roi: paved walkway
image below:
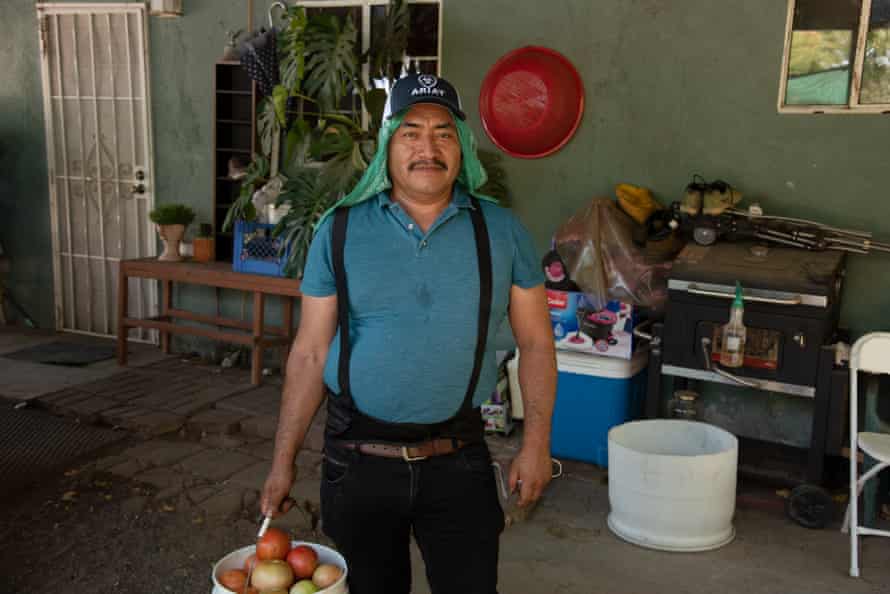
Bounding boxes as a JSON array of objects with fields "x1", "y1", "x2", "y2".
[
  {"x1": 3, "y1": 330, "x2": 889, "y2": 592},
  {"x1": 12, "y1": 339, "x2": 534, "y2": 535}
]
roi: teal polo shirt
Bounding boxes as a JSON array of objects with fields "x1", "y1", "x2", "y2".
[{"x1": 300, "y1": 186, "x2": 544, "y2": 423}]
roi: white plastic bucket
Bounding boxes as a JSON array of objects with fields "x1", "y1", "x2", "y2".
[
  {"x1": 211, "y1": 540, "x2": 348, "y2": 594},
  {"x1": 607, "y1": 420, "x2": 738, "y2": 552}
]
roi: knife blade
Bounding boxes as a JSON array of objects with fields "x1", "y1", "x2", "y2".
[{"x1": 243, "y1": 516, "x2": 271, "y2": 594}]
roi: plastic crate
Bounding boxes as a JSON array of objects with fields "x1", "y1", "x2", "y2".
[{"x1": 232, "y1": 220, "x2": 290, "y2": 277}]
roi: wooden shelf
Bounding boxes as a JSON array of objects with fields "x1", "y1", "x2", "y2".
[
  {"x1": 217, "y1": 147, "x2": 251, "y2": 154},
  {"x1": 217, "y1": 89, "x2": 251, "y2": 96},
  {"x1": 217, "y1": 118, "x2": 251, "y2": 125}
]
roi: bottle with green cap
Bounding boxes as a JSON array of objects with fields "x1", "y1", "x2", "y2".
[{"x1": 720, "y1": 282, "x2": 747, "y2": 368}]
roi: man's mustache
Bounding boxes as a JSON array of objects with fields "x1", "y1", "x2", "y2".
[{"x1": 409, "y1": 159, "x2": 447, "y2": 171}]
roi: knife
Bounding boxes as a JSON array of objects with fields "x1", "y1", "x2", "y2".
[
  {"x1": 243, "y1": 496, "x2": 296, "y2": 594},
  {"x1": 243, "y1": 516, "x2": 271, "y2": 594}
]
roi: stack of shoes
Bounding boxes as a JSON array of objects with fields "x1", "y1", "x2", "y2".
[
  {"x1": 702, "y1": 180, "x2": 742, "y2": 215},
  {"x1": 681, "y1": 175, "x2": 742, "y2": 216},
  {"x1": 681, "y1": 175, "x2": 707, "y2": 216}
]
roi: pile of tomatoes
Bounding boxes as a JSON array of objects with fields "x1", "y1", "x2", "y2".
[{"x1": 217, "y1": 528, "x2": 343, "y2": 594}]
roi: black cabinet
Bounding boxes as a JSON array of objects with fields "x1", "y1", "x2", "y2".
[{"x1": 213, "y1": 61, "x2": 255, "y2": 262}]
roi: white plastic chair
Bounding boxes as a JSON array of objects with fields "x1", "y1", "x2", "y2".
[{"x1": 845, "y1": 332, "x2": 890, "y2": 578}]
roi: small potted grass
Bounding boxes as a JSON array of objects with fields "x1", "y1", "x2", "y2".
[
  {"x1": 149, "y1": 203, "x2": 196, "y2": 262},
  {"x1": 193, "y1": 223, "x2": 215, "y2": 263}
]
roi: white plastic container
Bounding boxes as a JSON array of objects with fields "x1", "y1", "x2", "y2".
[
  {"x1": 211, "y1": 541, "x2": 348, "y2": 594},
  {"x1": 607, "y1": 420, "x2": 738, "y2": 552}
]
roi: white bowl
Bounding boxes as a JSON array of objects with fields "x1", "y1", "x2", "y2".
[{"x1": 211, "y1": 540, "x2": 348, "y2": 594}]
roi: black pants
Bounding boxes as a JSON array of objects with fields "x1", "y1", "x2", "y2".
[{"x1": 320, "y1": 440, "x2": 505, "y2": 594}]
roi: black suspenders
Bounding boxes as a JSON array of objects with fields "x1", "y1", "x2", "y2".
[{"x1": 330, "y1": 197, "x2": 492, "y2": 420}]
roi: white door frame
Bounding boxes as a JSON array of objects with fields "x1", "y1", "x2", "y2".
[{"x1": 37, "y1": 2, "x2": 158, "y2": 341}]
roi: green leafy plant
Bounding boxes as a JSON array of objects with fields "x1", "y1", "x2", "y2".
[
  {"x1": 222, "y1": 154, "x2": 270, "y2": 232},
  {"x1": 149, "y1": 204, "x2": 196, "y2": 227},
  {"x1": 198, "y1": 223, "x2": 213, "y2": 238},
  {"x1": 273, "y1": 169, "x2": 340, "y2": 278},
  {"x1": 225, "y1": 2, "x2": 512, "y2": 278}
]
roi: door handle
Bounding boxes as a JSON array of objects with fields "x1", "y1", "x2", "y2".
[{"x1": 687, "y1": 284, "x2": 803, "y2": 306}]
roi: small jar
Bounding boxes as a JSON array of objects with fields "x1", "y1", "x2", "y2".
[{"x1": 669, "y1": 389, "x2": 701, "y2": 420}]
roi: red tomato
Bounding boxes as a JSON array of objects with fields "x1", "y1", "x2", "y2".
[
  {"x1": 286, "y1": 545, "x2": 319, "y2": 579},
  {"x1": 256, "y1": 527, "x2": 291, "y2": 561},
  {"x1": 218, "y1": 569, "x2": 247, "y2": 592}
]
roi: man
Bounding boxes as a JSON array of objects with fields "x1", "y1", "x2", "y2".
[{"x1": 261, "y1": 73, "x2": 556, "y2": 594}]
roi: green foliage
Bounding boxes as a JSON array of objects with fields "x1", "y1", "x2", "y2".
[
  {"x1": 222, "y1": 155, "x2": 270, "y2": 232},
  {"x1": 788, "y1": 30, "x2": 853, "y2": 76},
  {"x1": 149, "y1": 203, "x2": 195, "y2": 227},
  {"x1": 367, "y1": 0, "x2": 410, "y2": 85},
  {"x1": 304, "y1": 14, "x2": 358, "y2": 113},
  {"x1": 273, "y1": 170, "x2": 340, "y2": 278},
  {"x1": 257, "y1": 97, "x2": 280, "y2": 159},
  {"x1": 279, "y1": 7, "x2": 308, "y2": 94},
  {"x1": 224, "y1": 1, "x2": 513, "y2": 279},
  {"x1": 861, "y1": 28, "x2": 890, "y2": 104},
  {"x1": 477, "y1": 149, "x2": 510, "y2": 206}
]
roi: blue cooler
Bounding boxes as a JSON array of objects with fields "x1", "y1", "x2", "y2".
[{"x1": 550, "y1": 350, "x2": 648, "y2": 467}]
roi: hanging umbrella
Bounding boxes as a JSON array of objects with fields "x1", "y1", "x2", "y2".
[{"x1": 236, "y1": 2, "x2": 286, "y2": 96}]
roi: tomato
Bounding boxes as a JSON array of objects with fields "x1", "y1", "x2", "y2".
[
  {"x1": 251, "y1": 559, "x2": 294, "y2": 591},
  {"x1": 218, "y1": 569, "x2": 247, "y2": 592},
  {"x1": 244, "y1": 553, "x2": 258, "y2": 572},
  {"x1": 286, "y1": 545, "x2": 319, "y2": 579},
  {"x1": 290, "y1": 580, "x2": 319, "y2": 594},
  {"x1": 257, "y1": 527, "x2": 291, "y2": 561},
  {"x1": 312, "y1": 564, "x2": 342, "y2": 589}
]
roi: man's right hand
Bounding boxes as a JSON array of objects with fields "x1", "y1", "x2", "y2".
[{"x1": 260, "y1": 464, "x2": 297, "y2": 518}]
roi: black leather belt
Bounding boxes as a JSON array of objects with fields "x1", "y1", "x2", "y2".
[{"x1": 335, "y1": 438, "x2": 468, "y2": 462}]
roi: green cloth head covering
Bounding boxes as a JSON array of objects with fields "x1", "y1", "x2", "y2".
[{"x1": 316, "y1": 110, "x2": 497, "y2": 228}]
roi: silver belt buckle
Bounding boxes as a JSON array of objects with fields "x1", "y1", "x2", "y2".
[{"x1": 401, "y1": 445, "x2": 428, "y2": 462}]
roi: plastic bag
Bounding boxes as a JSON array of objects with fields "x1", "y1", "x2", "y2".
[{"x1": 552, "y1": 198, "x2": 676, "y2": 311}]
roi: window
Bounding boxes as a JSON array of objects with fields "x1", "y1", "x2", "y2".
[
  {"x1": 779, "y1": 0, "x2": 890, "y2": 113},
  {"x1": 296, "y1": 0, "x2": 442, "y2": 86}
]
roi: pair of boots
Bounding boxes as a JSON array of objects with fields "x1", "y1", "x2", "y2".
[{"x1": 681, "y1": 175, "x2": 742, "y2": 216}]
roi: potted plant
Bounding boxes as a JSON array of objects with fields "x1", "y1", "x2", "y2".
[
  {"x1": 193, "y1": 223, "x2": 215, "y2": 263},
  {"x1": 149, "y1": 203, "x2": 196, "y2": 262},
  {"x1": 223, "y1": 2, "x2": 510, "y2": 278}
]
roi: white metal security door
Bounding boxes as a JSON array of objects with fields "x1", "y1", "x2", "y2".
[{"x1": 37, "y1": 3, "x2": 157, "y2": 340}]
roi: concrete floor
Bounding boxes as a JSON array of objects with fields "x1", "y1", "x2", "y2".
[
  {"x1": 488, "y1": 476, "x2": 890, "y2": 594},
  {"x1": 0, "y1": 327, "x2": 167, "y2": 400},
  {"x1": 1, "y1": 328, "x2": 889, "y2": 593}
]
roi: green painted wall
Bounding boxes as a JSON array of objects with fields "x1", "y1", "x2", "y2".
[
  {"x1": 4, "y1": 0, "x2": 888, "y2": 333},
  {"x1": 1, "y1": 0, "x2": 888, "y2": 397},
  {"x1": 1, "y1": 1, "x2": 54, "y2": 328},
  {"x1": 0, "y1": 0, "x2": 274, "y2": 336},
  {"x1": 441, "y1": 0, "x2": 888, "y2": 447},
  {"x1": 444, "y1": 0, "x2": 890, "y2": 337}
]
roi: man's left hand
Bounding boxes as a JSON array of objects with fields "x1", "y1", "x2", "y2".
[{"x1": 508, "y1": 444, "x2": 552, "y2": 507}]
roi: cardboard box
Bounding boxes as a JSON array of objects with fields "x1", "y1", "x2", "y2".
[
  {"x1": 547, "y1": 289, "x2": 636, "y2": 359},
  {"x1": 482, "y1": 377, "x2": 513, "y2": 435}
]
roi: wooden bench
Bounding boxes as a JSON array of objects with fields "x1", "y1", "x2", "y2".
[{"x1": 117, "y1": 258, "x2": 301, "y2": 385}]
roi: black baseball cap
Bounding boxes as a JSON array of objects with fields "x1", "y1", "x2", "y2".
[{"x1": 383, "y1": 73, "x2": 466, "y2": 121}]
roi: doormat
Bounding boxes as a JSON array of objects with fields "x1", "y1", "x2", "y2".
[
  {"x1": 2, "y1": 341, "x2": 116, "y2": 366},
  {"x1": 0, "y1": 398, "x2": 127, "y2": 497}
]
